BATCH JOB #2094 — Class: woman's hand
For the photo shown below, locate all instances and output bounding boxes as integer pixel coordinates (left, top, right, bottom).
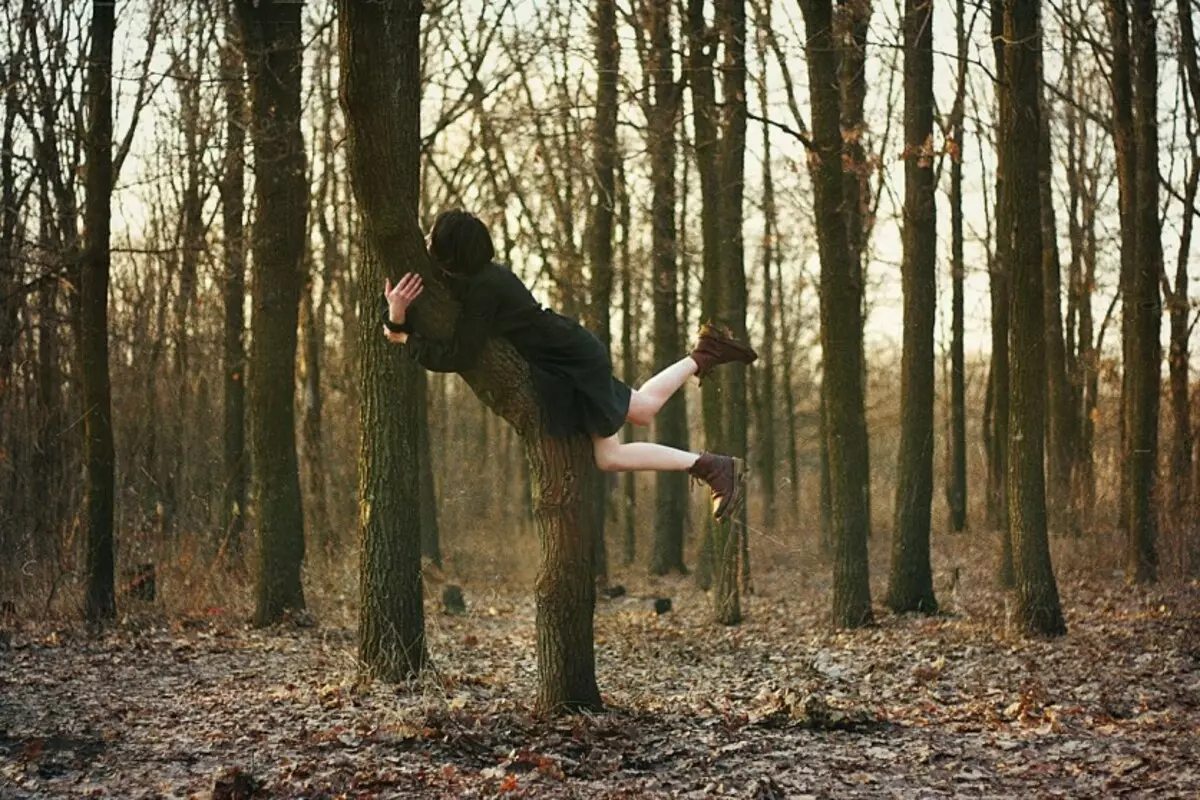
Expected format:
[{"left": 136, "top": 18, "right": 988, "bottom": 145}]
[
  {"left": 382, "top": 325, "right": 408, "bottom": 344},
  {"left": 384, "top": 272, "right": 424, "bottom": 324}
]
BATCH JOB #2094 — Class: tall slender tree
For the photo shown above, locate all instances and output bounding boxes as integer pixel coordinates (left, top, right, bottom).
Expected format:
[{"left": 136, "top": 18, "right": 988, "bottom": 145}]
[
  {"left": 800, "top": 0, "right": 873, "bottom": 628},
  {"left": 644, "top": 0, "right": 688, "bottom": 576},
  {"left": 1108, "top": 0, "right": 1136, "bottom": 542},
  {"left": 237, "top": 0, "right": 309, "bottom": 625},
  {"left": 1166, "top": 0, "right": 1200, "bottom": 521},
  {"left": 219, "top": 0, "right": 248, "bottom": 562},
  {"left": 946, "top": 0, "right": 968, "bottom": 533},
  {"left": 1004, "top": 0, "right": 1066, "bottom": 636},
  {"left": 1126, "top": 0, "right": 1161, "bottom": 583},
  {"left": 888, "top": 0, "right": 938, "bottom": 615},
  {"left": 81, "top": 0, "right": 117, "bottom": 623},
  {"left": 989, "top": 0, "right": 1013, "bottom": 585}
]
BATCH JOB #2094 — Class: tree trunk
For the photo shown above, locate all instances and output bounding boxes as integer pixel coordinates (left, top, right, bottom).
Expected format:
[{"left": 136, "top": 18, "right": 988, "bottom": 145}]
[
  {"left": 713, "top": 0, "right": 749, "bottom": 621},
  {"left": 754, "top": 1, "right": 777, "bottom": 529},
  {"left": 687, "top": 0, "right": 740, "bottom": 620},
  {"left": 300, "top": 271, "right": 332, "bottom": 554},
  {"left": 340, "top": 0, "right": 428, "bottom": 680},
  {"left": 618, "top": 161, "right": 638, "bottom": 566},
  {"left": 587, "top": 0, "right": 619, "bottom": 585},
  {"left": 1004, "top": 0, "right": 1066, "bottom": 637},
  {"left": 800, "top": 0, "right": 873, "bottom": 628},
  {"left": 219, "top": 0, "right": 248, "bottom": 563},
  {"left": 947, "top": 0, "right": 967, "bottom": 534},
  {"left": 1108, "top": 0, "right": 1137, "bottom": 543},
  {"left": 341, "top": 0, "right": 601, "bottom": 711},
  {"left": 82, "top": 0, "right": 117, "bottom": 624},
  {"left": 1126, "top": 0, "right": 1161, "bottom": 584},
  {"left": 648, "top": 0, "right": 687, "bottom": 576},
  {"left": 1038, "top": 73, "right": 1074, "bottom": 530},
  {"left": 888, "top": 0, "right": 938, "bottom": 615},
  {"left": 1168, "top": 0, "right": 1200, "bottom": 522},
  {"left": 989, "top": 0, "right": 1013, "bottom": 585},
  {"left": 237, "top": 0, "right": 308, "bottom": 626}
]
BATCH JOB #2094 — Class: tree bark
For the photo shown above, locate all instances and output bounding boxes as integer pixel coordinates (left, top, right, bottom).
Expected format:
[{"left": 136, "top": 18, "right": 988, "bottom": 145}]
[
  {"left": 1126, "top": 0, "right": 1161, "bottom": 584},
  {"left": 753, "top": 1, "right": 777, "bottom": 529},
  {"left": 1108, "top": 0, "right": 1137, "bottom": 543},
  {"left": 647, "top": 0, "right": 688, "bottom": 576},
  {"left": 618, "top": 161, "right": 638, "bottom": 566},
  {"left": 237, "top": 0, "right": 309, "bottom": 626},
  {"left": 1168, "top": 0, "right": 1200, "bottom": 522},
  {"left": 587, "top": 0, "right": 619, "bottom": 584},
  {"left": 1004, "top": 0, "right": 1066, "bottom": 637},
  {"left": 947, "top": 0, "right": 967, "bottom": 534},
  {"left": 888, "top": 0, "right": 938, "bottom": 615},
  {"left": 1038, "top": 71, "right": 1074, "bottom": 530},
  {"left": 219, "top": 0, "right": 248, "bottom": 563},
  {"left": 800, "top": 0, "right": 873, "bottom": 628},
  {"left": 82, "top": 0, "right": 117, "bottom": 624},
  {"left": 989, "top": 0, "right": 1013, "bottom": 585},
  {"left": 341, "top": 0, "right": 601, "bottom": 711}
]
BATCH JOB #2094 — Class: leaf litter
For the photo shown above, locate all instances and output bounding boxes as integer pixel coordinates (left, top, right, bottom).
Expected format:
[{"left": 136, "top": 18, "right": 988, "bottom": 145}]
[{"left": 1, "top": 564, "right": 1198, "bottom": 798}]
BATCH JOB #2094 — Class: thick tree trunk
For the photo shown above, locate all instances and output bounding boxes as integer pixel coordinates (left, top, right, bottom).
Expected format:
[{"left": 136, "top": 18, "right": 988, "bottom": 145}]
[
  {"left": 341, "top": 0, "right": 601, "bottom": 711},
  {"left": 82, "top": 0, "right": 117, "bottom": 624},
  {"left": 800, "top": 0, "right": 873, "bottom": 628},
  {"left": 648, "top": 0, "right": 688, "bottom": 576},
  {"left": 1126, "top": 0, "right": 1161, "bottom": 584},
  {"left": 238, "top": 0, "right": 308, "bottom": 626},
  {"left": 340, "top": 0, "right": 428, "bottom": 680},
  {"left": 888, "top": 0, "right": 938, "bottom": 615},
  {"left": 219, "top": 1, "right": 248, "bottom": 563},
  {"left": 1004, "top": 0, "right": 1066, "bottom": 637}
]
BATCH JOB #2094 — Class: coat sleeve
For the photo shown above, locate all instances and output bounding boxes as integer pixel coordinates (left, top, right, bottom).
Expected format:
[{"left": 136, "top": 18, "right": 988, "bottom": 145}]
[{"left": 402, "top": 280, "right": 499, "bottom": 373}]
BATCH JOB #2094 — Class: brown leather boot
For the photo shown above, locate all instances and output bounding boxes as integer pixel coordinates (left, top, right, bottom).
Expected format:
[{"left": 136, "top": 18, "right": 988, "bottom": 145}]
[
  {"left": 687, "top": 452, "right": 748, "bottom": 522},
  {"left": 690, "top": 322, "right": 759, "bottom": 380}
]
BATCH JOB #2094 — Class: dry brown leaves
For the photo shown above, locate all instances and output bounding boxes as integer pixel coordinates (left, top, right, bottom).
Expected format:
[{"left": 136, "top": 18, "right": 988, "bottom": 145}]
[{"left": 1, "top": 558, "right": 1198, "bottom": 798}]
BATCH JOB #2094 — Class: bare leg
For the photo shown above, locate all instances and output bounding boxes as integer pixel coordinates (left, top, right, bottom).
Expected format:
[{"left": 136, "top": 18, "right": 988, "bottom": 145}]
[
  {"left": 592, "top": 433, "right": 698, "bottom": 473},
  {"left": 627, "top": 356, "right": 698, "bottom": 426}
]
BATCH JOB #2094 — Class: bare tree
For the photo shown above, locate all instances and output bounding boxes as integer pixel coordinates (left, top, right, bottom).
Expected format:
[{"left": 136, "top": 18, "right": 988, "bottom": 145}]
[
  {"left": 237, "top": 0, "right": 309, "bottom": 625},
  {"left": 81, "top": 0, "right": 116, "bottom": 623},
  {"left": 1004, "top": 0, "right": 1066, "bottom": 636},
  {"left": 799, "top": 0, "right": 873, "bottom": 628},
  {"left": 888, "top": 0, "right": 938, "bottom": 615},
  {"left": 1125, "top": 0, "right": 1161, "bottom": 583}
]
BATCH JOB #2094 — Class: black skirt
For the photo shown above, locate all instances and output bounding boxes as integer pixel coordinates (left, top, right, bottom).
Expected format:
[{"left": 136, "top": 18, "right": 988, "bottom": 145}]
[{"left": 517, "top": 312, "right": 632, "bottom": 439}]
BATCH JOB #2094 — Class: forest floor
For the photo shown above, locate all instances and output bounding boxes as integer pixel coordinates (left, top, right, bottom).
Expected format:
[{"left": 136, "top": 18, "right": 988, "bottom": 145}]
[{"left": 2, "top": 531, "right": 1199, "bottom": 799}]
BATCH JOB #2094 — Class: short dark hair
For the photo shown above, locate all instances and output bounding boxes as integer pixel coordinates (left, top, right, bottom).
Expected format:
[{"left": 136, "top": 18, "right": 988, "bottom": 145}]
[{"left": 428, "top": 209, "right": 495, "bottom": 275}]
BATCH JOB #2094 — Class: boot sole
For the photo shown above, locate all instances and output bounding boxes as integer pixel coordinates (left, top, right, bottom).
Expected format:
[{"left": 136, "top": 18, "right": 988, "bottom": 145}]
[{"left": 714, "top": 457, "right": 749, "bottom": 522}]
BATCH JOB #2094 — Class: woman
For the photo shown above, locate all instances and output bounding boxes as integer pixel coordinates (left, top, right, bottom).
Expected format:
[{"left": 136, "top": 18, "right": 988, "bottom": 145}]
[{"left": 382, "top": 209, "right": 758, "bottom": 521}]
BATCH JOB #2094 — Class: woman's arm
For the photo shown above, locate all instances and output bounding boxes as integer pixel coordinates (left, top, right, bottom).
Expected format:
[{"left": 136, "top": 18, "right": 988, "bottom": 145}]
[{"left": 391, "top": 278, "right": 499, "bottom": 373}]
